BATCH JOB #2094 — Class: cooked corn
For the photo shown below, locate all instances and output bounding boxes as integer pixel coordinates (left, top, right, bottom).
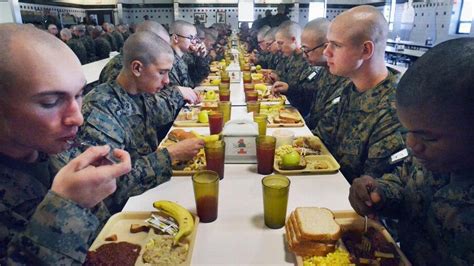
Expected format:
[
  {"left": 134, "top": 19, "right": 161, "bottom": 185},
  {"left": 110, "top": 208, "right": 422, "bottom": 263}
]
[{"left": 303, "top": 249, "right": 352, "bottom": 266}]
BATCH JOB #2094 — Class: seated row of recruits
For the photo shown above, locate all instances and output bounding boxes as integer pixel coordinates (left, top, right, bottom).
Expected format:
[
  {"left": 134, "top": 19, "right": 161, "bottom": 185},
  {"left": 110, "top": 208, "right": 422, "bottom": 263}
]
[
  {"left": 250, "top": 5, "right": 473, "bottom": 265},
  {"left": 0, "top": 6, "right": 472, "bottom": 265}
]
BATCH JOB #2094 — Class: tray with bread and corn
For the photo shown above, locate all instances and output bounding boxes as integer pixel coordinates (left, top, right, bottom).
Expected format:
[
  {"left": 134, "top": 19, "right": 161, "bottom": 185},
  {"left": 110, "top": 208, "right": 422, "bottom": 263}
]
[
  {"left": 286, "top": 207, "right": 411, "bottom": 266},
  {"left": 259, "top": 104, "right": 305, "bottom": 127},
  {"left": 85, "top": 201, "right": 199, "bottom": 266},
  {"left": 274, "top": 136, "right": 340, "bottom": 174}
]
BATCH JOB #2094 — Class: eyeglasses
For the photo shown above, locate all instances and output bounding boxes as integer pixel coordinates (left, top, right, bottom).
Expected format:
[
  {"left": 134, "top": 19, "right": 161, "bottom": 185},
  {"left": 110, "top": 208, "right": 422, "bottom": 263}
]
[
  {"left": 265, "top": 40, "right": 275, "bottom": 47},
  {"left": 301, "top": 42, "right": 327, "bottom": 56},
  {"left": 174, "top": 33, "right": 198, "bottom": 42}
]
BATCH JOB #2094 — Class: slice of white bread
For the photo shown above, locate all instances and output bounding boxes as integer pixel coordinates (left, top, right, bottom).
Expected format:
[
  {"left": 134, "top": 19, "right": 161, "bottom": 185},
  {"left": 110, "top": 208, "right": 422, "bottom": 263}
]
[
  {"left": 285, "top": 216, "right": 335, "bottom": 257},
  {"left": 289, "top": 212, "right": 337, "bottom": 245},
  {"left": 294, "top": 207, "right": 341, "bottom": 241}
]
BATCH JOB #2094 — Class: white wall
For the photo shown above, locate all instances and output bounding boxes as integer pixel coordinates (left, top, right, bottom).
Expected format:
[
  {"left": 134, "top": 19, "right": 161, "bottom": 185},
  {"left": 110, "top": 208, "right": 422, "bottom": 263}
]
[{"left": 0, "top": 1, "right": 15, "bottom": 23}]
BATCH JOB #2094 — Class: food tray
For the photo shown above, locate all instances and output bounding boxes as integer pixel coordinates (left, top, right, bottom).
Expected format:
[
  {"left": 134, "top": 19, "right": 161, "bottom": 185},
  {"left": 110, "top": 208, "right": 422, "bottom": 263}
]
[
  {"left": 159, "top": 137, "right": 206, "bottom": 176},
  {"left": 89, "top": 211, "right": 199, "bottom": 266},
  {"left": 263, "top": 107, "right": 305, "bottom": 128},
  {"left": 274, "top": 136, "right": 339, "bottom": 174},
  {"left": 173, "top": 106, "right": 214, "bottom": 127},
  {"left": 294, "top": 210, "right": 411, "bottom": 266}
]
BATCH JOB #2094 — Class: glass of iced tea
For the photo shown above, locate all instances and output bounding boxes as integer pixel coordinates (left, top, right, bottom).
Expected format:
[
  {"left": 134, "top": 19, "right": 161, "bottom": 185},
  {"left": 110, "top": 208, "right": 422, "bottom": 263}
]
[
  {"left": 245, "top": 90, "right": 258, "bottom": 102},
  {"left": 192, "top": 170, "right": 219, "bottom": 223},
  {"left": 255, "top": 136, "right": 276, "bottom": 175},
  {"left": 205, "top": 140, "right": 225, "bottom": 179},
  {"left": 219, "top": 82, "right": 230, "bottom": 91},
  {"left": 262, "top": 174, "right": 290, "bottom": 229},
  {"left": 208, "top": 111, "right": 224, "bottom": 135},
  {"left": 219, "top": 89, "right": 230, "bottom": 102}
]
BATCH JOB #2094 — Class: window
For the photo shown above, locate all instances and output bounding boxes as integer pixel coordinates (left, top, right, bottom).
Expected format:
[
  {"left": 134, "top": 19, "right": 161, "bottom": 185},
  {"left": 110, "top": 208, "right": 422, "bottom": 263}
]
[
  {"left": 457, "top": 0, "right": 472, "bottom": 34},
  {"left": 308, "top": 1, "right": 326, "bottom": 21},
  {"left": 238, "top": 0, "right": 254, "bottom": 22}
]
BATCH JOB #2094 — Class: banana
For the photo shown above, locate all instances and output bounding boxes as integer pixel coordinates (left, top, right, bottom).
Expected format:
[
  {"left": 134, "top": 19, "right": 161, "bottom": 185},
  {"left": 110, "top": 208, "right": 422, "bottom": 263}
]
[
  {"left": 153, "top": 200, "right": 194, "bottom": 245},
  {"left": 190, "top": 131, "right": 220, "bottom": 144}
]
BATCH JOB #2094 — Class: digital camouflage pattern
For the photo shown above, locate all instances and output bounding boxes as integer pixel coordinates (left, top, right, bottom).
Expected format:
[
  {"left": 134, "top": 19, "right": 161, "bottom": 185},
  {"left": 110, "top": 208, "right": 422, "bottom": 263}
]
[
  {"left": 94, "top": 36, "right": 111, "bottom": 60},
  {"left": 312, "top": 68, "right": 405, "bottom": 182},
  {"left": 80, "top": 35, "right": 97, "bottom": 63},
  {"left": 267, "top": 52, "right": 283, "bottom": 70},
  {"left": 169, "top": 51, "right": 193, "bottom": 88},
  {"left": 376, "top": 157, "right": 474, "bottom": 265},
  {"left": 53, "top": 81, "right": 180, "bottom": 213},
  {"left": 112, "top": 31, "right": 124, "bottom": 51},
  {"left": 183, "top": 53, "right": 211, "bottom": 85},
  {"left": 255, "top": 51, "right": 270, "bottom": 69},
  {"left": 0, "top": 153, "right": 110, "bottom": 264},
  {"left": 99, "top": 53, "right": 123, "bottom": 84},
  {"left": 103, "top": 32, "right": 118, "bottom": 52},
  {"left": 275, "top": 51, "right": 310, "bottom": 91},
  {"left": 298, "top": 67, "right": 349, "bottom": 128},
  {"left": 66, "top": 38, "right": 88, "bottom": 64}
]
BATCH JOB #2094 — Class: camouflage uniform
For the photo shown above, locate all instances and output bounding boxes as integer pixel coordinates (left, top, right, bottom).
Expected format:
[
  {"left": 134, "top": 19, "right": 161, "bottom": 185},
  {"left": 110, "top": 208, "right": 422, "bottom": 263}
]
[
  {"left": 296, "top": 67, "right": 348, "bottom": 127},
  {"left": 255, "top": 50, "right": 270, "bottom": 69},
  {"left": 169, "top": 51, "right": 193, "bottom": 88},
  {"left": 376, "top": 157, "right": 474, "bottom": 265},
  {"left": 275, "top": 51, "right": 310, "bottom": 89},
  {"left": 312, "top": 68, "right": 405, "bottom": 182},
  {"left": 67, "top": 38, "right": 88, "bottom": 64},
  {"left": 104, "top": 32, "right": 118, "bottom": 52},
  {"left": 53, "top": 81, "right": 183, "bottom": 213},
  {"left": 99, "top": 53, "right": 123, "bottom": 84},
  {"left": 94, "top": 36, "right": 111, "bottom": 60},
  {"left": 183, "top": 53, "right": 211, "bottom": 85},
  {"left": 112, "top": 31, "right": 124, "bottom": 51},
  {"left": 268, "top": 52, "right": 283, "bottom": 70},
  {"left": 80, "top": 35, "right": 97, "bottom": 63},
  {"left": 0, "top": 153, "right": 110, "bottom": 264}
]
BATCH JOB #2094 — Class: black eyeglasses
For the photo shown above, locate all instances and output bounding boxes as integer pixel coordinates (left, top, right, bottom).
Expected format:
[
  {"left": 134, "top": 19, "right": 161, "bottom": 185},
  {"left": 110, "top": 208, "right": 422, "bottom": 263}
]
[
  {"left": 301, "top": 42, "right": 327, "bottom": 56},
  {"left": 265, "top": 40, "right": 275, "bottom": 47},
  {"left": 174, "top": 33, "right": 198, "bottom": 42}
]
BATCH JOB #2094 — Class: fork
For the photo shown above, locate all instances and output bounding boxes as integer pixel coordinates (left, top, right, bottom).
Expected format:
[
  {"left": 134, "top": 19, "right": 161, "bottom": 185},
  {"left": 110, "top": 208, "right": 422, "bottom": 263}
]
[
  {"left": 67, "top": 140, "right": 120, "bottom": 164},
  {"left": 360, "top": 215, "right": 371, "bottom": 253}
]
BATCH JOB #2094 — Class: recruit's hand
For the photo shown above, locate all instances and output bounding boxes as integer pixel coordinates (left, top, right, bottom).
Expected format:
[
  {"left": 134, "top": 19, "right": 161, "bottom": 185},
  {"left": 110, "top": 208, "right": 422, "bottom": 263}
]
[
  {"left": 249, "top": 52, "right": 257, "bottom": 63},
  {"left": 51, "top": 146, "right": 132, "bottom": 209},
  {"left": 272, "top": 81, "right": 289, "bottom": 96},
  {"left": 190, "top": 42, "right": 208, "bottom": 57},
  {"left": 166, "top": 138, "right": 205, "bottom": 161},
  {"left": 349, "top": 175, "right": 382, "bottom": 216},
  {"left": 177, "top": 86, "right": 200, "bottom": 104},
  {"left": 269, "top": 72, "right": 279, "bottom": 83}
]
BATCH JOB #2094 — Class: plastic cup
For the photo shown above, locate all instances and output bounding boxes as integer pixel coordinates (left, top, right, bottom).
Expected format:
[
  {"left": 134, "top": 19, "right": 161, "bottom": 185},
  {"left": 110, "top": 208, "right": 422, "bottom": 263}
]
[
  {"left": 218, "top": 101, "right": 231, "bottom": 123},
  {"left": 256, "top": 136, "right": 276, "bottom": 175},
  {"left": 243, "top": 72, "right": 252, "bottom": 83},
  {"left": 219, "top": 89, "right": 230, "bottom": 102},
  {"left": 254, "top": 114, "right": 268, "bottom": 136},
  {"left": 208, "top": 111, "right": 224, "bottom": 135},
  {"left": 219, "top": 82, "right": 230, "bottom": 91},
  {"left": 246, "top": 101, "right": 260, "bottom": 114},
  {"left": 262, "top": 174, "right": 290, "bottom": 229},
  {"left": 272, "top": 129, "right": 295, "bottom": 148},
  {"left": 243, "top": 83, "right": 254, "bottom": 91},
  {"left": 245, "top": 90, "right": 258, "bottom": 102},
  {"left": 204, "top": 140, "right": 225, "bottom": 180},
  {"left": 192, "top": 170, "right": 219, "bottom": 223}
]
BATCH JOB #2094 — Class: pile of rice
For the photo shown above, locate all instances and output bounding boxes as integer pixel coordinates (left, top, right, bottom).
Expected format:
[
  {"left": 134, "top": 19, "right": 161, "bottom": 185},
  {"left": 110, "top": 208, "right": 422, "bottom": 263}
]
[{"left": 142, "top": 235, "right": 189, "bottom": 265}]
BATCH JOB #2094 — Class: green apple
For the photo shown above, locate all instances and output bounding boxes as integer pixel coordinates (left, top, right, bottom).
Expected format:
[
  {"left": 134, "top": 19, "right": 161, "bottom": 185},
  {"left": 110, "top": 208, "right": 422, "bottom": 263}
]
[
  {"left": 198, "top": 110, "right": 209, "bottom": 123},
  {"left": 205, "top": 90, "right": 217, "bottom": 101},
  {"left": 282, "top": 151, "right": 301, "bottom": 167}
]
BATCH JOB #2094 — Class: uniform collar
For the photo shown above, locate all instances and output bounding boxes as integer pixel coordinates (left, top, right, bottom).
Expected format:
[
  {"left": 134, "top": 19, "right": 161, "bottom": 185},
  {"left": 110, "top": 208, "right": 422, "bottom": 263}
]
[{"left": 109, "top": 80, "right": 144, "bottom": 117}]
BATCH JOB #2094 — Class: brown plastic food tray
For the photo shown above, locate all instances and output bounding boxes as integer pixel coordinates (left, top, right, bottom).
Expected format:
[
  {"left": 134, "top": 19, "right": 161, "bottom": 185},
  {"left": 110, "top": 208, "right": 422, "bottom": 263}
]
[
  {"left": 293, "top": 210, "right": 411, "bottom": 266},
  {"left": 89, "top": 211, "right": 199, "bottom": 266},
  {"left": 173, "top": 106, "right": 209, "bottom": 127},
  {"left": 158, "top": 137, "right": 206, "bottom": 176},
  {"left": 274, "top": 136, "right": 340, "bottom": 174},
  {"left": 266, "top": 107, "right": 305, "bottom": 128}
]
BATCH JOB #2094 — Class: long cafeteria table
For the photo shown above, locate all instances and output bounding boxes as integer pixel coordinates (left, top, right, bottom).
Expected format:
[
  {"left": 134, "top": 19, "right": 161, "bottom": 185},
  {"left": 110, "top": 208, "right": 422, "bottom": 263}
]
[
  {"left": 82, "top": 51, "right": 119, "bottom": 84},
  {"left": 122, "top": 66, "right": 353, "bottom": 265}
]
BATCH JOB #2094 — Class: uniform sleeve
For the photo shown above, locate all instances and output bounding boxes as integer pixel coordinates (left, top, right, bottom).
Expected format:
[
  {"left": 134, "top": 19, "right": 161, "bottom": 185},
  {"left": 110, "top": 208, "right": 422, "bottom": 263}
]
[
  {"left": 5, "top": 191, "right": 100, "bottom": 265},
  {"left": 151, "top": 86, "right": 185, "bottom": 124},
  {"left": 79, "top": 101, "right": 173, "bottom": 213},
  {"left": 363, "top": 111, "right": 405, "bottom": 178},
  {"left": 188, "top": 54, "right": 211, "bottom": 85},
  {"left": 168, "top": 61, "right": 182, "bottom": 87},
  {"left": 311, "top": 99, "right": 339, "bottom": 149},
  {"left": 374, "top": 162, "right": 409, "bottom": 218}
]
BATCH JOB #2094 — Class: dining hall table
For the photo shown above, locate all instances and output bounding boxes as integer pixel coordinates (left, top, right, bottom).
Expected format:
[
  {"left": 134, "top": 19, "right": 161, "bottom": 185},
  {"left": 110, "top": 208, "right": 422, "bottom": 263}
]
[{"left": 122, "top": 62, "right": 353, "bottom": 265}]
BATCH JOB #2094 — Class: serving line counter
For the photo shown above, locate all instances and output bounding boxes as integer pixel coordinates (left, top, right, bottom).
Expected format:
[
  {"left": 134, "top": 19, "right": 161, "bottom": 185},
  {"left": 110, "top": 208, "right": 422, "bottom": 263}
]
[{"left": 123, "top": 99, "right": 353, "bottom": 264}]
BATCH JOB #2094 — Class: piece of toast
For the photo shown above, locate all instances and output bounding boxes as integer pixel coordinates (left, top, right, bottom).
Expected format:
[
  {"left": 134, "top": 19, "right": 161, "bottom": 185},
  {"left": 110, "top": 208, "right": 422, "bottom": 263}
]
[
  {"left": 294, "top": 207, "right": 341, "bottom": 241},
  {"left": 289, "top": 212, "right": 337, "bottom": 245},
  {"left": 285, "top": 218, "right": 335, "bottom": 257}
]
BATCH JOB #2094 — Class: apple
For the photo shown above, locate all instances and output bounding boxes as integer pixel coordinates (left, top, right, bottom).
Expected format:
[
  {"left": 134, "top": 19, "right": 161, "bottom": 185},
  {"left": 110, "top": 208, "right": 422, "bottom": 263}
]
[
  {"left": 210, "top": 79, "right": 221, "bottom": 85},
  {"left": 282, "top": 151, "right": 301, "bottom": 167},
  {"left": 198, "top": 110, "right": 209, "bottom": 123},
  {"left": 205, "top": 90, "right": 217, "bottom": 101}
]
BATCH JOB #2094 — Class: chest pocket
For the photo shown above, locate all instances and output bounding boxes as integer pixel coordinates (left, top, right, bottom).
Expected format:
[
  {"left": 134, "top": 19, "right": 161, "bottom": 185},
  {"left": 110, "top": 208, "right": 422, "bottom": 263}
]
[{"left": 339, "top": 138, "right": 362, "bottom": 156}]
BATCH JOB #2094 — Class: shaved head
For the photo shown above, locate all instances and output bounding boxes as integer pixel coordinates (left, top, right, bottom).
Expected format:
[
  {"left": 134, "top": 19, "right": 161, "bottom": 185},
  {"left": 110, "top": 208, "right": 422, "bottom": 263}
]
[
  {"left": 332, "top": 5, "right": 388, "bottom": 55},
  {"left": 276, "top": 21, "right": 301, "bottom": 41},
  {"left": 303, "top": 18, "right": 330, "bottom": 46},
  {"left": 264, "top": 27, "right": 278, "bottom": 41},
  {"left": 136, "top": 20, "right": 170, "bottom": 43},
  {"left": 0, "top": 24, "right": 83, "bottom": 98},
  {"left": 257, "top": 25, "right": 271, "bottom": 41},
  {"left": 169, "top": 20, "right": 196, "bottom": 36},
  {"left": 122, "top": 31, "right": 173, "bottom": 71}
]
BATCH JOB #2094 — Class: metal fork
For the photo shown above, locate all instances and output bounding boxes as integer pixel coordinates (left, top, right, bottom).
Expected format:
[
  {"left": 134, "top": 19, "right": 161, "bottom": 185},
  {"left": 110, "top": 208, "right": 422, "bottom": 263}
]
[
  {"left": 360, "top": 215, "right": 371, "bottom": 253},
  {"left": 67, "top": 140, "right": 120, "bottom": 164}
]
